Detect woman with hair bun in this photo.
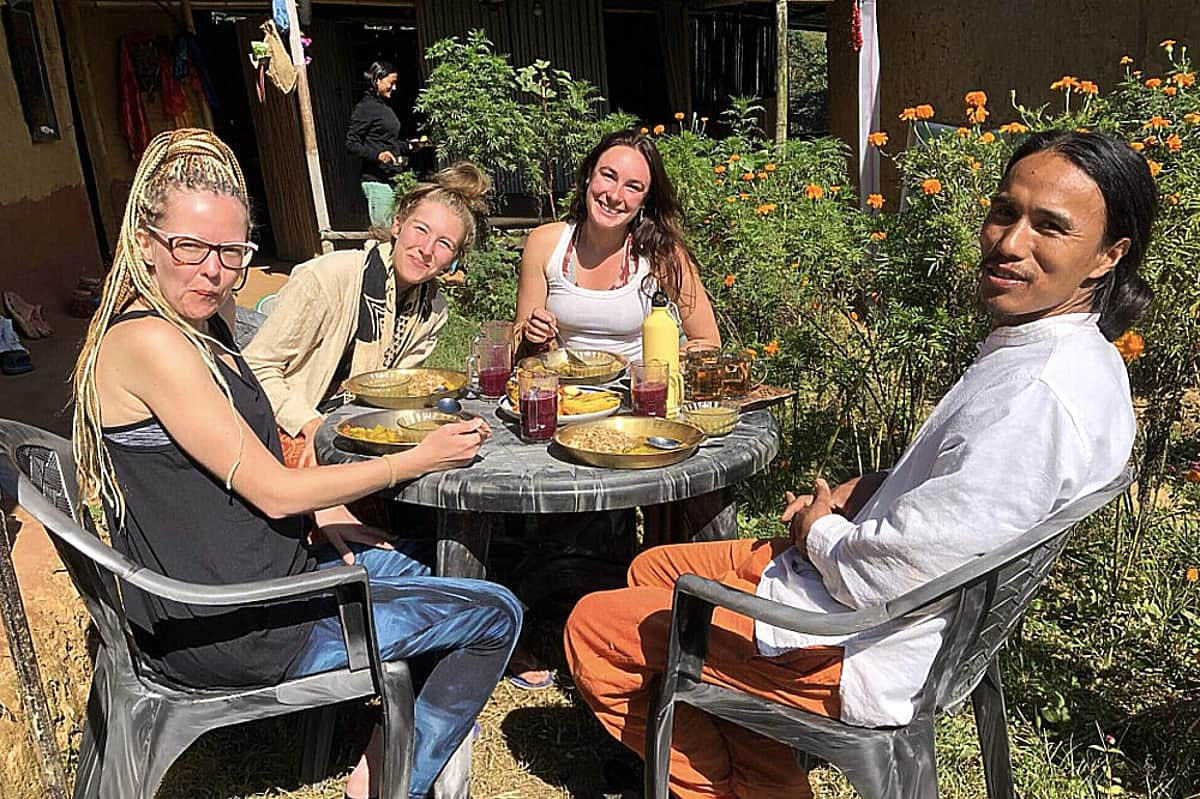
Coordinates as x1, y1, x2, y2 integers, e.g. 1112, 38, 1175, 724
74, 129, 518, 799
346, 59, 416, 228
246, 161, 491, 470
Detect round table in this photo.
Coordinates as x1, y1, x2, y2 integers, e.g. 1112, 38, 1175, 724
316, 398, 780, 578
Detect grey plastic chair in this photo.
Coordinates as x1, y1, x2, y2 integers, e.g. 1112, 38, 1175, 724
0, 419, 415, 799
645, 467, 1133, 799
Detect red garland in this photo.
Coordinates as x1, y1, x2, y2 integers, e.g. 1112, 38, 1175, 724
850, 1, 863, 53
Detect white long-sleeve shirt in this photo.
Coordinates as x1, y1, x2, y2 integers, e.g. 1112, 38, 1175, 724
755, 314, 1134, 727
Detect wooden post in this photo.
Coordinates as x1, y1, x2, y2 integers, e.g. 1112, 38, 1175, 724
178, 0, 215, 131
775, 0, 788, 148
0, 513, 68, 799
283, 0, 334, 254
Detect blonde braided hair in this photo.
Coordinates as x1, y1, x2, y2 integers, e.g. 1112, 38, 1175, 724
73, 128, 250, 535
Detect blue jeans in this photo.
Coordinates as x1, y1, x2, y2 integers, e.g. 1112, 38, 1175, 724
288, 541, 521, 798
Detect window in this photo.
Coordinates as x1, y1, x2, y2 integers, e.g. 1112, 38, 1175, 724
3, 0, 60, 142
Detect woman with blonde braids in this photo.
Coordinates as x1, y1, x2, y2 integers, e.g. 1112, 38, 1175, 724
73, 128, 521, 799
244, 161, 490, 471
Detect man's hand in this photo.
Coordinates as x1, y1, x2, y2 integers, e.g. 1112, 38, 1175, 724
829, 470, 888, 520
782, 479, 834, 552
377, 150, 397, 165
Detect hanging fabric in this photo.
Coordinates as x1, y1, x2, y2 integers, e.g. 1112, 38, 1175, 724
118, 37, 151, 158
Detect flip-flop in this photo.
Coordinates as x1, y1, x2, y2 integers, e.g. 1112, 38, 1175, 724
506, 670, 556, 690
0, 318, 33, 375
30, 304, 53, 338
3, 292, 41, 339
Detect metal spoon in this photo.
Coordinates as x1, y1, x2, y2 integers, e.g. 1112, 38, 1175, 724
435, 397, 464, 414
645, 435, 684, 450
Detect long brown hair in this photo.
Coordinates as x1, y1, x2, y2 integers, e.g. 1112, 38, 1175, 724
73, 128, 249, 534
567, 130, 697, 303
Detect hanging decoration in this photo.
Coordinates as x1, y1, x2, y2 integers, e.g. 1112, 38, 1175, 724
850, 0, 864, 53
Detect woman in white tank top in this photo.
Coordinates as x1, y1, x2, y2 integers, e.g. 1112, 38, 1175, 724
515, 130, 720, 360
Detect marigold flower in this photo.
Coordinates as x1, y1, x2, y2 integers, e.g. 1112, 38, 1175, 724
739, 192, 751, 201
1120, 55, 1134, 65
979, 132, 997, 144
714, 179, 724, 186
763, 340, 780, 356
979, 196, 992, 207
964, 90, 988, 107
899, 107, 919, 121
724, 274, 736, 288
812, 301, 821, 310
956, 126, 970, 138
966, 105, 990, 124
1147, 158, 1162, 177
652, 124, 665, 135
729, 153, 741, 162
921, 178, 942, 195
754, 203, 777, 216
1113, 330, 1145, 361
765, 162, 777, 172
1164, 86, 1178, 96
674, 111, 685, 120
639, 127, 649, 134
849, 311, 860, 322
1078, 80, 1099, 95
869, 230, 887, 241
999, 122, 1029, 134
830, 185, 842, 193
867, 130, 889, 147
1145, 77, 1163, 89
1173, 72, 1196, 87
726, 195, 737, 203
1166, 134, 1183, 151
1187, 567, 1199, 582
1144, 135, 1159, 146
1186, 112, 1200, 124
968, 157, 982, 171
1076, 127, 1091, 133
1160, 39, 1176, 48
1050, 75, 1079, 91
1132, 70, 1142, 78
757, 171, 768, 180
805, 184, 825, 200
714, 164, 726, 174
1130, 140, 1146, 151
1167, 193, 1181, 205
915, 104, 935, 120
866, 193, 885, 209
742, 172, 755, 181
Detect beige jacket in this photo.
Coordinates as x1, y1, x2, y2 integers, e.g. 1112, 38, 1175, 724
243, 244, 448, 436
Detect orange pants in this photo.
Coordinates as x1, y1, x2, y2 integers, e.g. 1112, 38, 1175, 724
564, 538, 843, 799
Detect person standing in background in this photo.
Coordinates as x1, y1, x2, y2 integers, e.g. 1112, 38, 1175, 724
347, 60, 414, 229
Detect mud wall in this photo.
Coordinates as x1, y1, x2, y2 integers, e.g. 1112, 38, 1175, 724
0, 0, 101, 302
827, 0, 1200, 197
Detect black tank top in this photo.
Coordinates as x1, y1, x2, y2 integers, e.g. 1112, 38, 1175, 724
102, 311, 318, 688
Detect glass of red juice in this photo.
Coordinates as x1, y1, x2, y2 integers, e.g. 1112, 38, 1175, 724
468, 340, 512, 398
518, 369, 558, 442
631, 359, 669, 417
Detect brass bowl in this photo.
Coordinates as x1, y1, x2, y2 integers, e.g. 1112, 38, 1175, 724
520, 349, 629, 385
680, 401, 739, 436
334, 408, 477, 455
344, 367, 468, 410
554, 416, 704, 469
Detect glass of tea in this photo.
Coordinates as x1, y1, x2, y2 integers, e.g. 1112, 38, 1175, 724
467, 339, 512, 399
631, 359, 669, 417
518, 368, 558, 442
684, 348, 723, 401
721, 349, 766, 398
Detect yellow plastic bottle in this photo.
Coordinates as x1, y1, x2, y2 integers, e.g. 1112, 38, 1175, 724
642, 290, 684, 418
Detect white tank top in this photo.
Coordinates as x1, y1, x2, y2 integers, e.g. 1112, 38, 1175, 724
544, 223, 657, 361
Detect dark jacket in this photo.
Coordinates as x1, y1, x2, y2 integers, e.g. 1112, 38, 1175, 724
346, 92, 412, 183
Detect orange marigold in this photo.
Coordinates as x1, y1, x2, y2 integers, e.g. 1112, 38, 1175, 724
1167, 193, 1181, 205
1173, 72, 1196, 87
765, 163, 777, 172
966, 105, 990, 124
714, 179, 723, 186
729, 153, 741, 162
979, 196, 992, 207
714, 164, 727, 174
1164, 86, 1178, 96
652, 124, 665, 135
1187, 470, 1200, 485
1147, 158, 1163, 177
1113, 330, 1145, 362
1145, 77, 1163, 89
1120, 55, 1134, 65
673, 111, 685, 120
956, 126, 971, 138
867, 130, 889, 147
968, 157, 982, 171
1160, 39, 1176, 48
964, 90, 988, 107
726, 195, 737, 203
1187, 567, 1199, 582
979, 132, 997, 144
723, 274, 736, 288
921, 178, 942, 195
869, 231, 887, 241
1166, 134, 1183, 151
1078, 80, 1099, 95
639, 127, 649, 135
999, 122, 1029, 134
849, 311, 860, 322
830, 185, 842, 193
754, 203, 777, 216
1130, 140, 1146, 151
742, 172, 756, 181
805, 184, 825, 200
899, 107, 919, 121
763, 340, 780, 356
866, 193, 885, 209
757, 171, 769, 180
1050, 75, 1079, 91
739, 192, 751, 201
915, 104, 935, 120
1185, 112, 1200, 124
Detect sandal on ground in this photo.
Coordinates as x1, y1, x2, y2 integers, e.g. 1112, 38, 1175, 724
506, 669, 555, 690
3, 292, 42, 339
0, 318, 33, 375
30, 303, 53, 337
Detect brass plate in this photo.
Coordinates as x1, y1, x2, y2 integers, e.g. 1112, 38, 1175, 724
521, 349, 629, 386
554, 416, 704, 469
334, 408, 477, 455
344, 368, 469, 410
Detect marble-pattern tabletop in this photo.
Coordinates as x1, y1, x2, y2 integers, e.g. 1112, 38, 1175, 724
315, 398, 781, 514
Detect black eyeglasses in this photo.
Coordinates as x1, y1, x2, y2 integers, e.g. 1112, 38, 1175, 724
146, 225, 258, 271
